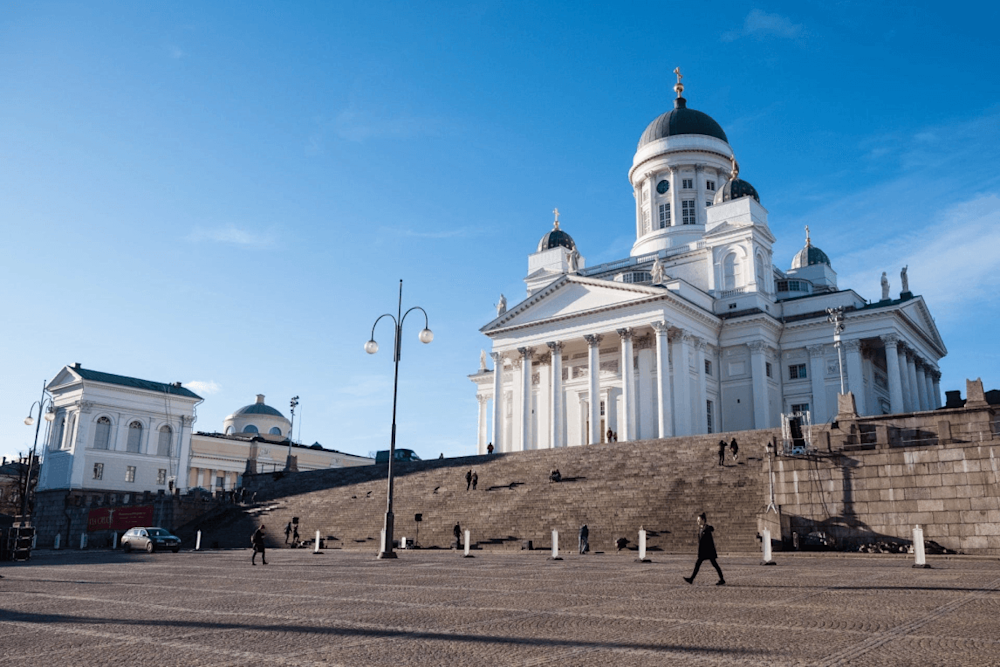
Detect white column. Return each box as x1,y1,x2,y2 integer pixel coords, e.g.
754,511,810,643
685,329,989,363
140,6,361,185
806,344,828,422
915,361,929,412
617,328,635,442
490,352,503,451
547,341,564,448
670,166,681,227
748,341,770,429
671,331,693,436
694,164,706,226
931,371,942,409
897,344,913,412
518,347,533,451
882,335,904,414
636,338,655,440
694,338,708,434
652,322,672,438
476,395,488,453
843,339,866,416
585,334,603,444
906,351,920,414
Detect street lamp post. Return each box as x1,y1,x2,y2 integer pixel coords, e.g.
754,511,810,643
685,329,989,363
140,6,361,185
827,307,846,394
366,279,433,559
286,395,299,471
22,380,55,520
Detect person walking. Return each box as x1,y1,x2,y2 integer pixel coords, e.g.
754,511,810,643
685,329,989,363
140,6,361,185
292,524,300,545
487,442,494,455
465,469,473,491
453,522,462,549
717,440,727,466
284,521,292,544
683,513,725,585
471,472,478,490
730,438,739,463
251,525,268,565
578,524,589,555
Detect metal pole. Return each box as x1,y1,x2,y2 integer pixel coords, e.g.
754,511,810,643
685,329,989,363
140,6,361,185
21,381,48,519
379,280,404,559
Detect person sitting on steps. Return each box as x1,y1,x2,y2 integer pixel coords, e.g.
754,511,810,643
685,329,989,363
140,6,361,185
549,469,562,483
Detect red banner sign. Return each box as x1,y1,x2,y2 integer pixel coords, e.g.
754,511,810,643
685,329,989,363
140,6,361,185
87,505,154,532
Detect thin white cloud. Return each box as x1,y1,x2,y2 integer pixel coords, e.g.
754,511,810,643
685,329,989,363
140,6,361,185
722,9,803,42
385,226,479,240
307,105,443,152
835,193,1000,322
168,45,185,60
186,380,221,395
185,224,277,249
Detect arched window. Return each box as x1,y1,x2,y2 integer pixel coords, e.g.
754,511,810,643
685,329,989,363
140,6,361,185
127,421,143,453
51,417,65,451
269,427,282,436
243,425,259,434
94,417,111,450
723,253,742,291
755,254,766,289
225,425,234,435
157,425,172,457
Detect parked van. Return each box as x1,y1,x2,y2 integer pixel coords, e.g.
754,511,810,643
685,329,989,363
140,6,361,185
375,449,421,464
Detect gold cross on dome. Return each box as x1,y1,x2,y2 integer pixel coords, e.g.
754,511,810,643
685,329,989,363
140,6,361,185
553,207,560,229
674,67,682,84
805,225,811,245
673,67,685,98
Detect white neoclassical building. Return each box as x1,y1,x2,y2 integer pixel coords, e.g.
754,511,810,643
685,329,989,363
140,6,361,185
470,75,947,453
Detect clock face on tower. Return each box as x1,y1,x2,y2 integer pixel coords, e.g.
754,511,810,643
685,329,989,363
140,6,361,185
656,180,670,194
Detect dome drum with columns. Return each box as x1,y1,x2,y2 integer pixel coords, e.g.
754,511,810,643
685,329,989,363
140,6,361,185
223,394,291,438
470,71,947,454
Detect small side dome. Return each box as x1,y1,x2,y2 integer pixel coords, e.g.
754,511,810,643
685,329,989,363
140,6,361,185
234,394,286,419
713,177,760,205
537,211,576,252
791,226,831,269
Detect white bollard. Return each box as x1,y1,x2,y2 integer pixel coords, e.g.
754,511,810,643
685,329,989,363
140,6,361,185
636,529,650,562
79,533,87,550
549,530,562,560
195,530,202,551
380,528,386,554
464,529,473,558
401,536,406,549
913,525,930,568
314,529,322,554
113,532,118,549
54,533,61,550
761,528,775,565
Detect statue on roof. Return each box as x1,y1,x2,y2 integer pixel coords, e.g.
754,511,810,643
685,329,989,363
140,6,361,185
900,265,909,293
569,250,580,273
496,294,507,317
881,272,890,301
480,350,488,371
651,256,665,285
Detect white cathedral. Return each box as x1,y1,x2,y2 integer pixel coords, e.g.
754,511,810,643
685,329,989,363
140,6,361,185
470,74,947,454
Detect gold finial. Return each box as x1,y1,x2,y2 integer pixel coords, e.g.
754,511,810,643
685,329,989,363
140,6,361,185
729,155,739,181
805,225,811,246
673,67,684,98
553,207,560,229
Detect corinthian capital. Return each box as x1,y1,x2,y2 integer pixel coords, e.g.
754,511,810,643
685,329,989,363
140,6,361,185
584,334,603,347
880,333,900,349
616,327,633,341
748,340,769,353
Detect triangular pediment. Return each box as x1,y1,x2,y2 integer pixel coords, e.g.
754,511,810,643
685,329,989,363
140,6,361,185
482,276,670,334
47,366,81,392
900,297,947,355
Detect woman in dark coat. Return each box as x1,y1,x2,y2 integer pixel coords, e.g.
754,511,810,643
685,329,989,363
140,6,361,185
251,525,268,565
684,513,724,585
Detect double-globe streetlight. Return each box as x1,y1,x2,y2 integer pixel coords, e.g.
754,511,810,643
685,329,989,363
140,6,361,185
365,279,433,559
22,381,55,519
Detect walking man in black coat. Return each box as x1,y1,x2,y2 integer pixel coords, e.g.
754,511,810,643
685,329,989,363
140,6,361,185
453,522,462,549
465,469,473,491
578,524,589,555
730,438,740,463
684,513,725,585
251,525,268,565
717,440,727,466
471,472,478,490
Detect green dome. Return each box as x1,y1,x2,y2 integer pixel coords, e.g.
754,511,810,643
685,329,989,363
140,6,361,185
638,97,729,148
791,244,831,269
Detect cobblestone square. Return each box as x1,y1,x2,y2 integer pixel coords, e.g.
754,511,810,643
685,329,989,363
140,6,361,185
2,549,999,666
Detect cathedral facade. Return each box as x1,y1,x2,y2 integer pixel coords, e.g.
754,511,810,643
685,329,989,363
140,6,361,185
470,76,946,454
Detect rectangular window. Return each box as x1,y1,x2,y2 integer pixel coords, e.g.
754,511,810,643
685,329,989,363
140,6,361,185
93,463,104,480
642,208,651,233
682,178,693,189
706,400,714,434
704,359,712,375
791,403,811,414
706,180,716,191
216,475,225,489
766,362,773,378
681,200,696,225
599,400,605,417
706,200,712,208
789,363,808,380
125,466,136,483
658,203,670,228
157,469,167,485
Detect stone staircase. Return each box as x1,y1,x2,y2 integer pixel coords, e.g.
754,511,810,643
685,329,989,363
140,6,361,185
189,429,775,554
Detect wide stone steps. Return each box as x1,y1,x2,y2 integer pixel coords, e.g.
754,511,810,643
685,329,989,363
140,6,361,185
189,430,773,554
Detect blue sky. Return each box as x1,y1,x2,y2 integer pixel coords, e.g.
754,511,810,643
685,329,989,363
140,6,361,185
3,2,999,464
